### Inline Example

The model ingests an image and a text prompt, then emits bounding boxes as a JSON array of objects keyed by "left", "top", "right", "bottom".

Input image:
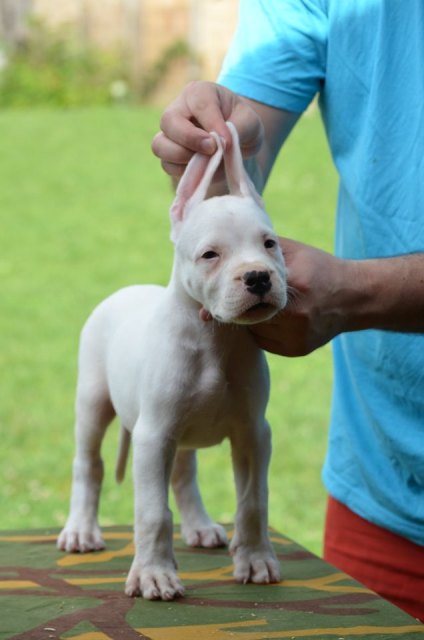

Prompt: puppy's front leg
[
  {"left": 230, "top": 420, "right": 281, "bottom": 584},
  {"left": 125, "top": 422, "right": 184, "bottom": 600}
]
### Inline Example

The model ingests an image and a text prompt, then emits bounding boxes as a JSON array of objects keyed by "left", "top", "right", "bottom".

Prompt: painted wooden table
[{"left": 0, "top": 526, "right": 423, "bottom": 639}]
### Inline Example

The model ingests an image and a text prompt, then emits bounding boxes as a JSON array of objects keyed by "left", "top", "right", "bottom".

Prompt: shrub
[
  {"left": 0, "top": 20, "right": 129, "bottom": 108},
  {"left": 0, "top": 18, "right": 195, "bottom": 108}
]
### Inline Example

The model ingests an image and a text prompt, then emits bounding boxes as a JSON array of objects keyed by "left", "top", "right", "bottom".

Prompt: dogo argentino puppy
[{"left": 57, "top": 122, "right": 288, "bottom": 600}]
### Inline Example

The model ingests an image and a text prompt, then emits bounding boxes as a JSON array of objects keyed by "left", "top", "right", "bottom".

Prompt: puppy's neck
[
  {"left": 167, "top": 260, "right": 238, "bottom": 338},
  {"left": 167, "top": 267, "right": 203, "bottom": 318}
]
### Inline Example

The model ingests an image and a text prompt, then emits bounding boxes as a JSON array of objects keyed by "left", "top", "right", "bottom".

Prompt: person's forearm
[
  {"left": 341, "top": 253, "right": 424, "bottom": 333},
  {"left": 244, "top": 98, "right": 300, "bottom": 191}
]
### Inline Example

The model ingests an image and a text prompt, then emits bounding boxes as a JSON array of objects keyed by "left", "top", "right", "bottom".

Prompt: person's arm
[
  {"left": 151, "top": 81, "right": 300, "bottom": 194},
  {"left": 250, "top": 238, "right": 424, "bottom": 357},
  {"left": 242, "top": 97, "right": 300, "bottom": 193}
]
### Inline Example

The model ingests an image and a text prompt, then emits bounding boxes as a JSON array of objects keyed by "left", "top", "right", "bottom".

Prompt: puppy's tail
[{"left": 115, "top": 425, "right": 131, "bottom": 484}]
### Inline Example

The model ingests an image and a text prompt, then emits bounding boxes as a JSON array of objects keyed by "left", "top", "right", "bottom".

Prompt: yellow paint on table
[
  {"left": 0, "top": 580, "right": 39, "bottom": 590},
  {"left": 137, "top": 620, "right": 424, "bottom": 640}
]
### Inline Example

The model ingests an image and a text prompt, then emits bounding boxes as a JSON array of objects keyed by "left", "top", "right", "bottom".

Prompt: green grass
[{"left": 0, "top": 106, "right": 337, "bottom": 556}]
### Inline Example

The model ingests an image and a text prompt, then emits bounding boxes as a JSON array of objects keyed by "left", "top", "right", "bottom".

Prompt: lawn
[{"left": 0, "top": 106, "right": 337, "bottom": 556}]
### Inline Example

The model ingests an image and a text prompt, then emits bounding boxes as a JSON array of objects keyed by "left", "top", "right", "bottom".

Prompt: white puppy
[{"left": 57, "top": 122, "right": 287, "bottom": 600}]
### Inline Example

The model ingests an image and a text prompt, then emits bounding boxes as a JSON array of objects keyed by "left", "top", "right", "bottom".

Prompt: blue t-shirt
[{"left": 219, "top": 0, "right": 424, "bottom": 546}]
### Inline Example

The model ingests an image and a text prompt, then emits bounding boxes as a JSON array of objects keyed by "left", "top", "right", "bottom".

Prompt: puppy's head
[{"left": 170, "top": 122, "right": 287, "bottom": 325}]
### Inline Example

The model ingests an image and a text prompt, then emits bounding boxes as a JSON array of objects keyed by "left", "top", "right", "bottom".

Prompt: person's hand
[
  {"left": 250, "top": 238, "right": 355, "bottom": 357},
  {"left": 251, "top": 238, "right": 424, "bottom": 357},
  {"left": 151, "top": 81, "right": 264, "bottom": 183}
]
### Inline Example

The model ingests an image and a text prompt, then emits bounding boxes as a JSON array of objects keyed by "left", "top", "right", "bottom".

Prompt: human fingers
[
  {"left": 152, "top": 131, "right": 196, "bottom": 178},
  {"left": 152, "top": 132, "right": 228, "bottom": 182},
  {"left": 153, "top": 82, "right": 263, "bottom": 168},
  {"left": 249, "top": 312, "right": 313, "bottom": 358},
  {"left": 157, "top": 81, "right": 231, "bottom": 154},
  {"left": 182, "top": 82, "right": 264, "bottom": 156},
  {"left": 151, "top": 83, "right": 228, "bottom": 178}
]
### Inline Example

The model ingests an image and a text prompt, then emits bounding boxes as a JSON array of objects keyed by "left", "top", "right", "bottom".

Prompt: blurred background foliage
[
  {"left": 0, "top": 19, "right": 192, "bottom": 107},
  {"left": 0, "top": 20, "right": 127, "bottom": 107}
]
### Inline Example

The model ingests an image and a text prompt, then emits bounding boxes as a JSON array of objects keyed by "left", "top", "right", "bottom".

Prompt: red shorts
[{"left": 324, "top": 496, "right": 424, "bottom": 623}]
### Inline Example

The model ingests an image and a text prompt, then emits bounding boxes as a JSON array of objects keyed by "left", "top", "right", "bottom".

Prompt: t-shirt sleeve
[{"left": 218, "top": 0, "right": 328, "bottom": 113}]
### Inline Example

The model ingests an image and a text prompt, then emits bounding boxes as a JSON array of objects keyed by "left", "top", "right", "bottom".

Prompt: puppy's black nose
[{"left": 243, "top": 270, "right": 272, "bottom": 296}]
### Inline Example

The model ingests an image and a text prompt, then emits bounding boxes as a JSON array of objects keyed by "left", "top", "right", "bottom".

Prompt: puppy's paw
[
  {"left": 57, "top": 524, "right": 105, "bottom": 553},
  {"left": 125, "top": 561, "right": 185, "bottom": 600},
  {"left": 232, "top": 546, "right": 281, "bottom": 585},
  {"left": 182, "top": 522, "right": 228, "bottom": 548}
]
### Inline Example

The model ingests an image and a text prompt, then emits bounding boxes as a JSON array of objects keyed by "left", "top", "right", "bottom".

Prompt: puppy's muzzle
[{"left": 243, "top": 270, "right": 272, "bottom": 296}]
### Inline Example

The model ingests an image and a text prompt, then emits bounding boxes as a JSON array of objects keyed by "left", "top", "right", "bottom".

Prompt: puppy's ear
[
  {"left": 224, "top": 121, "right": 264, "bottom": 208},
  {"left": 170, "top": 132, "right": 224, "bottom": 242}
]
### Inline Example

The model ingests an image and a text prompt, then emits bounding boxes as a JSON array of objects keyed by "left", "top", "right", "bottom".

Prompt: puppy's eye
[
  {"left": 264, "top": 239, "right": 276, "bottom": 249},
  {"left": 202, "top": 250, "right": 219, "bottom": 260}
]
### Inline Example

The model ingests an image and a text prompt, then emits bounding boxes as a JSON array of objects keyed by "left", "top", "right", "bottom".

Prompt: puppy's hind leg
[
  {"left": 57, "top": 377, "right": 115, "bottom": 554},
  {"left": 171, "top": 449, "right": 228, "bottom": 548}
]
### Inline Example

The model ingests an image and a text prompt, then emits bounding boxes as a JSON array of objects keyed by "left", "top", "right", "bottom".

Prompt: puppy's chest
[
  {"left": 176, "top": 353, "right": 239, "bottom": 448},
  {"left": 183, "top": 350, "right": 231, "bottom": 410}
]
